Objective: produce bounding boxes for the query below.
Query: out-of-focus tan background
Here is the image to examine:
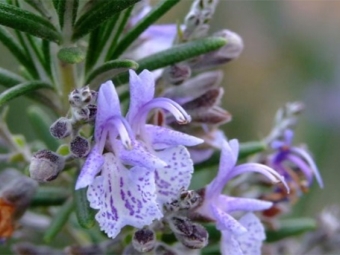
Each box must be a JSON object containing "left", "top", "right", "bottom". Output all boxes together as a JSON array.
[{"left": 1, "top": 1, "right": 340, "bottom": 217}]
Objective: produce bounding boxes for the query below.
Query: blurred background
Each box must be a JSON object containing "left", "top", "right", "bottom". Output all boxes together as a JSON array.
[{"left": 1, "top": 0, "right": 339, "bottom": 219}]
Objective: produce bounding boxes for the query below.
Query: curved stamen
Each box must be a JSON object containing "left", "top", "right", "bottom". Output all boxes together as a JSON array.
[
  {"left": 107, "top": 116, "right": 133, "bottom": 150},
  {"left": 231, "top": 163, "right": 290, "bottom": 193},
  {"left": 291, "top": 147, "right": 324, "bottom": 188},
  {"left": 132, "top": 97, "right": 192, "bottom": 134}
]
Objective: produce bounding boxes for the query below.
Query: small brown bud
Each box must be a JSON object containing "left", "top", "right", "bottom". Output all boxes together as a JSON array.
[
  {"left": 132, "top": 228, "right": 156, "bottom": 252},
  {"left": 70, "top": 136, "right": 90, "bottom": 158},
  {"left": 29, "top": 149, "right": 65, "bottom": 182},
  {"left": 175, "top": 222, "right": 208, "bottom": 249},
  {"left": 50, "top": 117, "right": 72, "bottom": 139},
  {"left": 163, "top": 64, "right": 192, "bottom": 85}
]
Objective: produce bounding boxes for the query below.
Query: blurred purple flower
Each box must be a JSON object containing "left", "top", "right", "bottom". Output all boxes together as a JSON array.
[
  {"left": 194, "top": 139, "right": 288, "bottom": 255},
  {"left": 270, "top": 129, "right": 323, "bottom": 189}
]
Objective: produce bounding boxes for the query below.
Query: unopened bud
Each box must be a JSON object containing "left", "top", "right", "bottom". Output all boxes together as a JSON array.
[
  {"left": 69, "top": 86, "right": 97, "bottom": 108},
  {"left": 190, "top": 30, "right": 244, "bottom": 71},
  {"left": 70, "top": 136, "right": 90, "bottom": 158},
  {"left": 175, "top": 222, "right": 208, "bottom": 249},
  {"left": 50, "top": 117, "right": 72, "bottom": 139},
  {"left": 154, "top": 243, "right": 178, "bottom": 255},
  {"left": 169, "top": 217, "right": 194, "bottom": 236},
  {"left": 72, "top": 107, "right": 90, "bottom": 122},
  {"left": 163, "top": 64, "right": 192, "bottom": 85},
  {"left": 29, "top": 149, "right": 65, "bottom": 182},
  {"left": 165, "top": 190, "right": 202, "bottom": 212},
  {"left": 132, "top": 228, "right": 156, "bottom": 252},
  {"left": 87, "top": 104, "right": 97, "bottom": 122}
]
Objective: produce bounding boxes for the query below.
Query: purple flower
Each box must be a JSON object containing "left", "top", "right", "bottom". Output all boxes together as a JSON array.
[
  {"left": 76, "top": 70, "right": 202, "bottom": 239},
  {"left": 194, "top": 139, "right": 288, "bottom": 255},
  {"left": 270, "top": 129, "right": 323, "bottom": 189}
]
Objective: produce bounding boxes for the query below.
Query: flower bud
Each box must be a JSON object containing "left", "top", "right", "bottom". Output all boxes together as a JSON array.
[
  {"left": 175, "top": 222, "right": 208, "bottom": 249},
  {"left": 29, "top": 149, "right": 65, "bottom": 182},
  {"left": 50, "top": 117, "right": 72, "bottom": 139},
  {"left": 70, "top": 136, "right": 90, "bottom": 158},
  {"left": 87, "top": 104, "right": 97, "bottom": 122},
  {"left": 169, "top": 217, "right": 194, "bottom": 236},
  {"left": 72, "top": 107, "right": 90, "bottom": 122},
  {"left": 132, "top": 228, "right": 156, "bottom": 252},
  {"left": 190, "top": 30, "right": 244, "bottom": 71},
  {"left": 163, "top": 64, "right": 191, "bottom": 85},
  {"left": 69, "top": 86, "right": 97, "bottom": 108}
]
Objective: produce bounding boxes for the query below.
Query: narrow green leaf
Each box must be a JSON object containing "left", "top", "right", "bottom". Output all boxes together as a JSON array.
[
  {"left": 0, "top": 68, "right": 25, "bottom": 87},
  {"left": 57, "top": 46, "right": 86, "bottom": 64},
  {"left": 109, "top": 0, "right": 180, "bottom": 59},
  {"left": 266, "top": 218, "right": 317, "bottom": 243},
  {"left": 0, "top": 2, "right": 61, "bottom": 43},
  {"left": 195, "top": 141, "right": 266, "bottom": 171},
  {"left": 0, "top": 27, "right": 38, "bottom": 78},
  {"left": 86, "top": 59, "right": 139, "bottom": 87},
  {"left": 84, "top": 26, "right": 102, "bottom": 73},
  {"left": 113, "top": 37, "right": 227, "bottom": 85},
  {"left": 31, "top": 187, "right": 69, "bottom": 206},
  {"left": 57, "top": 0, "right": 66, "bottom": 28},
  {"left": 0, "top": 81, "right": 53, "bottom": 108},
  {"left": 27, "top": 106, "right": 60, "bottom": 150},
  {"left": 23, "top": 0, "right": 52, "bottom": 20},
  {"left": 72, "top": 0, "right": 139, "bottom": 41},
  {"left": 42, "top": 40, "right": 53, "bottom": 79},
  {"left": 74, "top": 188, "right": 96, "bottom": 229},
  {"left": 43, "top": 198, "right": 74, "bottom": 243}
]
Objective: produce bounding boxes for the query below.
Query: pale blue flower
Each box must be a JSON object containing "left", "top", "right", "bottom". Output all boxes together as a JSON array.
[
  {"left": 194, "top": 139, "right": 288, "bottom": 255},
  {"left": 76, "top": 70, "right": 203, "bottom": 239}
]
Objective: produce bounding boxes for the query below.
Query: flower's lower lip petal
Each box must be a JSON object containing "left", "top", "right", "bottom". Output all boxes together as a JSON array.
[
  {"left": 286, "top": 154, "right": 314, "bottom": 185},
  {"left": 145, "top": 125, "right": 203, "bottom": 148},
  {"left": 89, "top": 153, "right": 162, "bottom": 239},
  {"left": 210, "top": 204, "right": 247, "bottom": 235},
  {"left": 237, "top": 213, "right": 266, "bottom": 254},
  {"left": 217, "top": 195, "right": 273, "bottom": 213},
  {"left": 153, "top": 146, "right": 194, "bottom": 205},
  {"left": 221, "top": 231, "right": 244, "bottom": 255},
  {"left": 75, "top": 147, "right": 104, "bottom": 190},
  {"left": 117, "top": 141, "right": 167, "bottom": 169}
]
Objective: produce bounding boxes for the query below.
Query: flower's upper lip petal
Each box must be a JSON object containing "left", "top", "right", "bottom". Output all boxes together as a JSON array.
[
  {"left": 75, "top": 145, "right": 104, "bottom": 190},
  {"left": 145, "top": 124, "right": 203, "bottom": 149},
  {"left": 126, "top": 69, "right": 155, "bottom": 123},
  {"left": 286, "top": 154, "right": 314, "bottom": 185},
  {"left": 95, "top": 81, "right": 122, "bottom": 141}
]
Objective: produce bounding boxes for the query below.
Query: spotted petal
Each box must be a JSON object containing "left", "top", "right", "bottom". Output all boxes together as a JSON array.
[
  {"left": 237, "top": 213, "right": 266, "bottom": 255},
  {"left": 145, "top": 125, "right": 203, "bottom": 149},
  {"left": 89, "top": 153, "right": 162, "bottom": 239},
  {"left": 211, "top": 204, "right": 247, "bottom": 235},
  {"left": 75, "top": 145, "right": 104, "bottom": 190},
  {"left": 154, "top": 146, "right": 194, "bottom": 205},
  {"left": 221, "top": 231, "right": 243, "bottom": 255}
]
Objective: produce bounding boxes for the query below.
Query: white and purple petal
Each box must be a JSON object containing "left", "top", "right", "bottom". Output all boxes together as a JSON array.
[
  {"left": 154, "top": 146, "right": 194, "bottom": 205},
  {"left": 237, "top": 213, "right": 266, "bottom": 255},
  {"left": 90, "top": 153, "right": 162, "bottom": 239},
  {"left": 210, "top": 204, "right": 247, "bottom": 235}
]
